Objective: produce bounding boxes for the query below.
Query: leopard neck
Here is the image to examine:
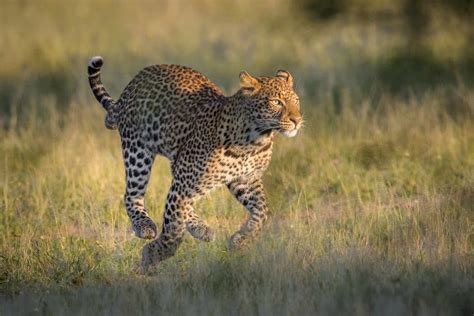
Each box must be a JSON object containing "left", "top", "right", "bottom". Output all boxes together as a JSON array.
[{"left": 219, "top": 94, "right": 274, "bottom": 147}]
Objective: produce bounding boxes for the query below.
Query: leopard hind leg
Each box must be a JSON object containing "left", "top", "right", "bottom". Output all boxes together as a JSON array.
[
  {"left": 186, "top": 206, "right": 215, "bottom": 242},
  {"left": 122, "top": 136, "right": 157, "bottom": 239}
]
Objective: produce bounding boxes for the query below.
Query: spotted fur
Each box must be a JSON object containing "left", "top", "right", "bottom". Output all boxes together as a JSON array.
[{"left": 88, "top": 56, "right": 303, "bottom": 272}]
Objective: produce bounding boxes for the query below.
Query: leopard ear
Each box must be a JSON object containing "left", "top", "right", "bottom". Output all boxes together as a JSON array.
[
  {"left": 239, "top": 71, "right": 260, "bottom": 94},
  {"left": 276, "top": 69, "right": 293, "bottom": 87}
]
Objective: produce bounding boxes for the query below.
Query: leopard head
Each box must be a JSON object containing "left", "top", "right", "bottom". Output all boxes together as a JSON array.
[{"left": 239, "top": 70, "right": 302, "bottom": 137}]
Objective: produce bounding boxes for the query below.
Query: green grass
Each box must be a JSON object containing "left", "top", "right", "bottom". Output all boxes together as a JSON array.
[
  {"left": 1, "top": 0, "right": 473, "bottom": 315},
  {"left": 1, "top": 97, "right": 472, "bottom": 315}
]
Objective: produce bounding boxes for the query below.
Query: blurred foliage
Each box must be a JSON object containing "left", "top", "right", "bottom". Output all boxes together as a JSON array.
[
  {"left": 0, "top": 0, "right": 473, "bottom": 126},
  {"left": 298, "top": 0, "right": 474, "bottom": 20}
]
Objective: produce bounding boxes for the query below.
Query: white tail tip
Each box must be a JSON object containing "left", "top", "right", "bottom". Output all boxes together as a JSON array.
[{"left": 89, "top": 56, "right": 104, "bottom": 68}]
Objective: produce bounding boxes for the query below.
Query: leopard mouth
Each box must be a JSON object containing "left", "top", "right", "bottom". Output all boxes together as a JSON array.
[
  {"left": 281, "top": 129, "right": 298, "bottom": 137},
  {"left": 279, "top": 120, "right": 302, "bottom": 138}
]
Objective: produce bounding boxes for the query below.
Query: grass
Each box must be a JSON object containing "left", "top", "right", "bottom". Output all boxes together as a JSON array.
[
  {"left": 1, "top": 96, "right": 472, "bottom": 315},
  {"left": 1, "top": 0, "right": 473, "bottom": 315}
]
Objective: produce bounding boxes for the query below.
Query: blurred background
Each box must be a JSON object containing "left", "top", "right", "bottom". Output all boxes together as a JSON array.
[
  {"left": 1, "top": 0, "right": 473, "bottom": 121},
  {"left": 1, "top": 1, "right": 473, "bottom": 314}
]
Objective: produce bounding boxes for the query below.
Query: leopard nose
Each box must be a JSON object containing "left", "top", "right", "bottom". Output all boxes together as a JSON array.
[{"left": 290, "top": 116, "right": 302, "bottom": 126}]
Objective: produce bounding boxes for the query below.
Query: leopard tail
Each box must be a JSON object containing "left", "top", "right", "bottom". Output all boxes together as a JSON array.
[{"left": 88, "top": 56, "right": 118, "bottom": 129}]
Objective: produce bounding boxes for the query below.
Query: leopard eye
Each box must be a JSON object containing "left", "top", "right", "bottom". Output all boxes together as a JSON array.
[{"left": 270, "top": 99, "right": 284, "bottom": 108}]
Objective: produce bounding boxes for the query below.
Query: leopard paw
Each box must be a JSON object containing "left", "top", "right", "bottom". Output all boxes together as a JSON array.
[
  {"left": 133, "top": 217, "right": 157, "bottom": 239},
  {"left": 228, "top": 232, "right": 246, "bottom": 251},
  {"left": 187, "top": 223, "right": 215, "bottom": 242},
  {"left": 140, "top": 242, "right": 159, "bottom": 275}
]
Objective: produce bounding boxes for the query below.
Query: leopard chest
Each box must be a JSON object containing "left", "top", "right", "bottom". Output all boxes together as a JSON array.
[{"left": 206, "top": 141, "right": 273, "bottom": 183}]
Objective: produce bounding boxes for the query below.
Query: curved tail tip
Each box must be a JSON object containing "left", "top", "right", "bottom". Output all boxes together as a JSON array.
[{"left": 89, "top": 56, "right": 103, "bottom": 69}]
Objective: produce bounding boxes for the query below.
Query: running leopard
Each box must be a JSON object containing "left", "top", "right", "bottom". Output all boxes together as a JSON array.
[{"left": 88, "top": 56, "right": 303, "bottom": 272}]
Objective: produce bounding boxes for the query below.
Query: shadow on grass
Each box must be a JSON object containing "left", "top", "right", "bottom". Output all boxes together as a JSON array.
[
  {"left": 303, "top": 49, "right": 474, "bottom": 120},
  {"left": 0, "top": 251, "right": 472, "bottom": 315},
  {"left": 374, "top": 50, "right": 474, "bottom": 95},
  {"left": 0, "top": 66, "right": 76, "bottom": 128}
]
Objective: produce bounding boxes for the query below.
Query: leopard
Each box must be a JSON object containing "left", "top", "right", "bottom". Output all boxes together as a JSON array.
[{"left": 88, "top": 56, "right": 303, "bottom": 272}]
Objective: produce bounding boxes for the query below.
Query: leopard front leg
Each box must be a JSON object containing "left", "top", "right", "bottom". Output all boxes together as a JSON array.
[
  {"left": 227, "top": 177, "right": 268, "bottom": 250},
  {"left": 141, "top": 181, "right": 188, "bottom": 272}
]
